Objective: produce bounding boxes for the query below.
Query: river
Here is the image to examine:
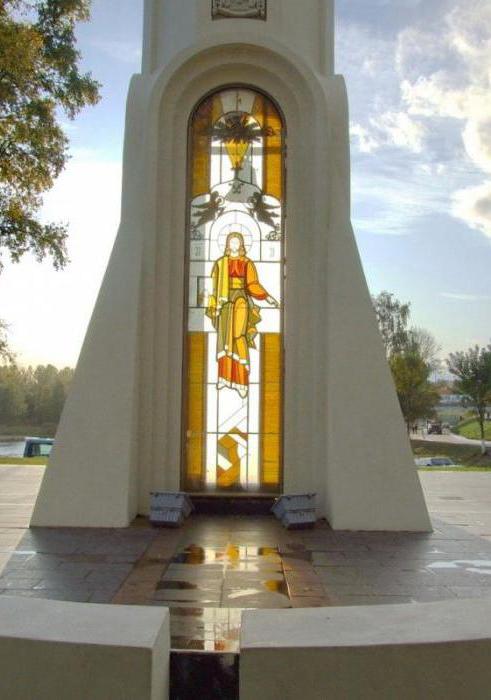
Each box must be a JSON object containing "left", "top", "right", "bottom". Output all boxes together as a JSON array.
[{"left": 0, "top": 440, "right": 26, "bottom": 457}]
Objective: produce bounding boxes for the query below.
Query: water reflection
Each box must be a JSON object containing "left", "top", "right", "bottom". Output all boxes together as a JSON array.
[
  {"left": 159, "top": 542, "right": 291, "bottom": 648},
  {"left": 427, "top": 559, "right": 491, "bottom": 575}
]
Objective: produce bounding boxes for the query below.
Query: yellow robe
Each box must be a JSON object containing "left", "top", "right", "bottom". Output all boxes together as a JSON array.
[{"left": 206, "top": 255, "right": 267, "bottom": 395}]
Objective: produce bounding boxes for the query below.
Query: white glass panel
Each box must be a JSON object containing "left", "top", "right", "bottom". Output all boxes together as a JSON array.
[
  {"left": 188, "top": 308, "right": 214, "bottom": 332},
  {"left": 257, "top": 309, "right": 281, "bottom": 333},
  {"left": 188, "top": 276, "right": 198, "bottom": 307},
  {"left": 220, "top": 89, "right": 256, "bottom": 115},
  {"left": 261, "top": 241, "right": 282, "bottom": 262},
  {"left": 190, "top": 241, "right": 207, "bottom": 261},
  {"left": 206, "top": 382, "right": 218, "bottom": 434},
  {"left": 249, "top": 341, "right": 260, "bottom": 384},
  {"left": 255, "top": 262, "right": 282, "bottom": 302},
  {"left": 218, "top": 390, "right": 248, "bottom": 434},
  {"left": 210, "top": 140, "right": 222, "bottom": 190},
  {"left": 248, "top": 384, "right": 260, "bottom": 431},
  {"left": 251, "top": 142, "right": 263, "bottom": 190}
]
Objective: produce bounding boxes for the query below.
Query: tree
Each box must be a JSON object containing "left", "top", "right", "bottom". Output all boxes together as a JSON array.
[
  {"left": 405, "top": 327, "right": 441, "bottom": 373},
  {"left": 447, "top": 345, "right": 491, "bottom": 455},
  {"left": 0, "top": 364, "right": 26, "bottom": 423},
  {"left": 0, "top": 0, "right": 100, "bottom": 354},
  {"left": 390, "top": 350, "right": 440, "bottom": 432},
  {"left": 0, "top": 319, "right": 13, "bottom": 363},
  {"left": 372, "top": 291, "right": 442, "bottom": 428},
  {"left": 0, "top": 363, "right": 74, "bottom": 428},
  {"left": 0, "top": 0, "right": 100, "bottom": 271},
  {"left": 372, "top": 291, "right": 411, "bottom": 357}
]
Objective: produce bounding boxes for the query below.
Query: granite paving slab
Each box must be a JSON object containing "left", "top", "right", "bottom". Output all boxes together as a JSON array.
[{"left": 1, "top": 467, "right": 491, "bottom": 651}]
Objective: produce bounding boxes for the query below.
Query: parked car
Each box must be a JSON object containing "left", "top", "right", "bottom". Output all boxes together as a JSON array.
[
  {"left": 415, "top": 456, "right": 455, "bottom": 467},
  {"left": 23, "top": 437, "right": 53, "bottom": 458},
  {"left": 427, "top": 421, "right": 443, "bottom": 435}
]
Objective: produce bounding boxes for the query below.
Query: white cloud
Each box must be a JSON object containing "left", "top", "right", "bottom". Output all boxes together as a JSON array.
[
  {"left": 350, "top": 124, "right": 379, "bottom": 154},
  {"left": 452, "top": 180, "right": 491, "bottom": 238},
  {"left": 440, "top": 292, "right": 491, "bottom": 301},
  {"left": 347, "top": 1, "right": 491, "bottom": 239},
  {"left": 401, "top": 5, "right": 491, "bottom": 180},
  {"left": 351, "top": 111, "right": 426, "bottom": 153}
]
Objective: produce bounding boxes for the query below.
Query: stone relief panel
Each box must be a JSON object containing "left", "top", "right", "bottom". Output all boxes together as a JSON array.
[{"left": 212, "top": 0, "right": 267, "bottom": 20}]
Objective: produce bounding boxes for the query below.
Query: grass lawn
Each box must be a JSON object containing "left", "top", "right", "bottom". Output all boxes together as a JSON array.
[
  {"left": 411, "top": 439, "right": 491, "bottom": 470},
  {"left": 452, "top": 419, "right": 491, "bottom": 441},
  {"left": 0, "top": 457, "right": 47, "bottom": 465}
]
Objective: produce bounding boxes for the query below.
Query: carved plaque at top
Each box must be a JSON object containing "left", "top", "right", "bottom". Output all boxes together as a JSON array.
[{"left": 212, "top": 0, "right": 267, "bottom": 20}]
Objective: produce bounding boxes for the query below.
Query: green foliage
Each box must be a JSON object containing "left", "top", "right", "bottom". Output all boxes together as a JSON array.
[
  {"left": 0, "top": 363, "right": 74, "bottom": 427},
  {"left": 454, "top": 419, "right": 491, "bottom": 441},
  {"left": 372, "top": 291, "right": 411, "bottom": 357},
  {"left": 411, "top": 439, "right": 491, "bottom": 468},
  {"left": 390, "top": 351, "right": 440, "bottom": 430},
  {"left": 0, "top": 363, "right": 26, "bottom": 421},
  {"left": 447, "top": 345, "right": 491, "bottom": 452},
  {"left": 373, "top": 291, "right": 441, "bottom": 428},
  {"left": 0, "top": 0, "right": 100, "bottom": 271},
  {"left": 0, "top": 456, "right": 48, "bottom": 464}
]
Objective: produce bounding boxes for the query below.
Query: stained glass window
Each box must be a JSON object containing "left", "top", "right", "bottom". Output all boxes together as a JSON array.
[{"left": 184, "top": 88, "right": 285, "bottom": 493}]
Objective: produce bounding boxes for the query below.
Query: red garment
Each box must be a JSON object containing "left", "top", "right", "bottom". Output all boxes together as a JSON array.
[{"left": 228, "top": 257, "right": 268, "bottom": 300}]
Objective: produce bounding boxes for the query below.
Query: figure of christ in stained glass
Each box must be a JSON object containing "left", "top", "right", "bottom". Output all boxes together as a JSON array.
[
  {"left": 206, "top": 232, "right": 279, "bottom": 398},
  {"left": 184, "top": 87, "right": 284, "bottom": 493}
]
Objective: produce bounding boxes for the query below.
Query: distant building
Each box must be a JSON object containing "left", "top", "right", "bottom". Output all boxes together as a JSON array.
[{"left": 439, "top": 395, "right": 466, "bottom": 406}]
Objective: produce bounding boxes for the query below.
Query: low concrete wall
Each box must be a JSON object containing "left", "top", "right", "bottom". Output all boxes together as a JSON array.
[
  {"left": 0, "top": 597, "right": 169, "bottom": 700},
  {"left": 241, "top": 599, "right": 491, "bottom": 699}
]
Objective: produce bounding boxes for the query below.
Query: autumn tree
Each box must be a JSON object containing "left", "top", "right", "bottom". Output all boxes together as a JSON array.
[
  {"left": 390, "top": 350, "right": 440, "bottom": 432},
  {"left": 447, "top": 345, "right": 491, "bottom": 455},
  {"left": 373, "top": 292, "right": 442, "bottom": 429},
  {"left": 0, "top": 0, "right": 100, "bottom": 267},
  {"left": 0, "top": 0, "right": 100, "bottom": 353},
  {"left": 372, "top": 291, "right": 411, "bottom": 357}
]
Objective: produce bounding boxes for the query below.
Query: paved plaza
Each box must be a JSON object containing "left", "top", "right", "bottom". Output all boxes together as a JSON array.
[{"left": 0, "top": 466, "right": 491, "bottom": 650}]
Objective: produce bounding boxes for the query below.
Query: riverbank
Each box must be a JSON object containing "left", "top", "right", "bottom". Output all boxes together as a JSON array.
[
  {"left": 411, "top": 439, "right": 491, "bottom": 469},
  {"left": 0, "top": 424, "right": 57, "bottom": 439},
  {"left": 0, "top": 457, "right": 48, "bottom": 465}
]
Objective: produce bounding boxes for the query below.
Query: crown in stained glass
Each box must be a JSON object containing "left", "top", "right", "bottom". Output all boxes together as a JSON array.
[{"left": 212, "top": 0, "right": 267, "bottom": 20}]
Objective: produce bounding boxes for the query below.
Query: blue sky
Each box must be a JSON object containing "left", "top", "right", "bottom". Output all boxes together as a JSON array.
[{"left": 0, "top": 0, "right": 490, "bottom": 366}]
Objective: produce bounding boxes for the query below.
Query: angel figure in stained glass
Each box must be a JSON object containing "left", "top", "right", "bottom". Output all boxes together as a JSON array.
[{"left": 206, "top": 232, "right": 279, "bottom": 398}]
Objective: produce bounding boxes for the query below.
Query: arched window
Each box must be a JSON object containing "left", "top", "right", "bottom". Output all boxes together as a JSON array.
[{"left": 183, "top": 87, "right": 285, "bottom": 493}]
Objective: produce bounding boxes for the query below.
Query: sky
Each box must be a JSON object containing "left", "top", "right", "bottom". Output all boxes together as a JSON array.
[{"left": 0, "top": 0, "right": 490, "bottom": 367}]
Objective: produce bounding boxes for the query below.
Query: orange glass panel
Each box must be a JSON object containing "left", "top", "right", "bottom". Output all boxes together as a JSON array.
[
  {"left": 184, "top": 332, "right": 207, "bottom": 489},
  {"left": 260, "top": 333, "right": 282, "bottom": 488},
  {"left": 252, "top": 95, "right": 283, "bottom": 200},
  {"left": 190, "top": 101, "right": 212, "bottom": 198}
]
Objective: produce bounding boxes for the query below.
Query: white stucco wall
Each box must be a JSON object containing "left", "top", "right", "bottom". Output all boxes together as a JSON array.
[
  {"left": 0, "top": 597, "right": 169, "bottom": 700},
  {"left": 241, "top": 601, "right": 491, "bottom": 699},
  {"left": 31, "top": 0, "right": 431, "bottom": 531}
]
